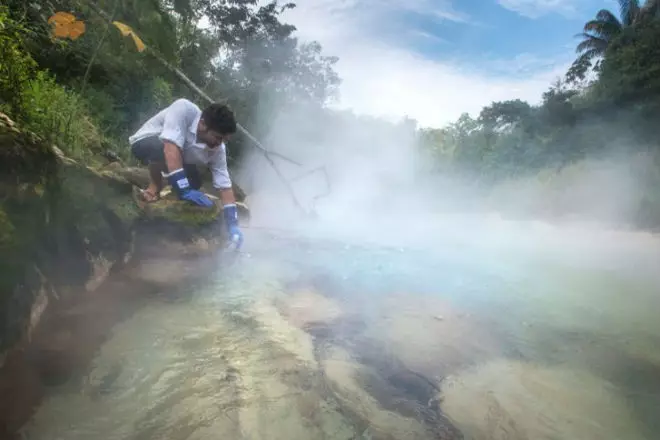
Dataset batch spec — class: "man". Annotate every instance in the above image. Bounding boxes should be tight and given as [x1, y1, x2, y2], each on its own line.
[129, 98, 243, 250]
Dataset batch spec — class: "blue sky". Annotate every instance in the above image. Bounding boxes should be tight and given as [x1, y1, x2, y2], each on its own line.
[387, 1, 605, 71]
[281, 0, 616, 127]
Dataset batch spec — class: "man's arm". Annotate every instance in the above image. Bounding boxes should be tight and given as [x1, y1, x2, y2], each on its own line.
[210, 145, 243, 249]
[219, 187, 236, 206]
[210, 144, 236, 206]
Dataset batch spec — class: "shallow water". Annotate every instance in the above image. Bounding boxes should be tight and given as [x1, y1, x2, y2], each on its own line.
[22, 222, 660, 440]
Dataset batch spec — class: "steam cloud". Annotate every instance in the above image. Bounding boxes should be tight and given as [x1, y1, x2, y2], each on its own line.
[235, 94, 658, 261]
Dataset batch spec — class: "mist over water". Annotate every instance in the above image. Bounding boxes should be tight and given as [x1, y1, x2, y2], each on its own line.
[238, 99, 659, 254]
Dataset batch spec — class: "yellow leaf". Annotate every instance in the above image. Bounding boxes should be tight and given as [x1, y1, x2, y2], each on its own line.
[112, 21, 146, 52]
[48, 12, 86, 40]
[111, 21, 132, 36]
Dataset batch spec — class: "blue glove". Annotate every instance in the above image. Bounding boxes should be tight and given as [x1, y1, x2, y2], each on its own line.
[166, 168, 214, 208]
[223, 203, 244, 251]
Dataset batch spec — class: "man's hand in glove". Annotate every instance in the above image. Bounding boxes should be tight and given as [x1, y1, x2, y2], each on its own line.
[222, 203, 244, 251]
[166, 168, 214, 208]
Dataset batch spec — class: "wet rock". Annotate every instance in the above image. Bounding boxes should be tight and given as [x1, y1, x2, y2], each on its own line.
[85, 361, 123, 399]
[364, 293, 504, 379]
[134, 187, 222, 227]
[0, 347, 43, 438]
[321, 346, 444, 440]
[130, 185, 251, 261]
[439, 359, 648, 440]
[276, 288, 345, 330]
[125, 258, 198, 287]
[102, 162, 151, 188]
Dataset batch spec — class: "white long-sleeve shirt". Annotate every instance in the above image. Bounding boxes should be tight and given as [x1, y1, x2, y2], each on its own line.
[129, 98, 232, 189]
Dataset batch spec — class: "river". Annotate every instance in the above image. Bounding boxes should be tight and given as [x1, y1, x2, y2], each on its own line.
[19, 218, 660, 440]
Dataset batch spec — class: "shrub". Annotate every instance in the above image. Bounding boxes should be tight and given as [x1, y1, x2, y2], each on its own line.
[0, 6, 37, 117]
[21, 71, 104, 162]
[0, 6, 105, 163]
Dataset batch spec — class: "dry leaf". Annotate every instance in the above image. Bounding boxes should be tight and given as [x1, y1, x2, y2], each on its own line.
[48, 12, 86, 40]
[112, 21, 146, 52]
[68, 21, 86, 40]
[48, 11, 76, 25]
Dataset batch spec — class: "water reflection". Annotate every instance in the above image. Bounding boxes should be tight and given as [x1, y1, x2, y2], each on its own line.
[22, 226, 660, 440]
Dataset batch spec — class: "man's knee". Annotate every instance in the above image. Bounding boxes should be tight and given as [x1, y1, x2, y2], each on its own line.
[131, 136, 165, 166]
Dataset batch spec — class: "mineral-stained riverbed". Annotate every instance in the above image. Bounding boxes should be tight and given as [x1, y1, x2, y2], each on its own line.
[19, 221, 660, 440]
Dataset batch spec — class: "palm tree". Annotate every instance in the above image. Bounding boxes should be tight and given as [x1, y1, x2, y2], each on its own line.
[575, 0, 660, 61]
[576, 9, 623, 61]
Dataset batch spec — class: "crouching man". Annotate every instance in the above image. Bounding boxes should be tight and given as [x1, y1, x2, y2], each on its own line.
[128, 98, 243, 250]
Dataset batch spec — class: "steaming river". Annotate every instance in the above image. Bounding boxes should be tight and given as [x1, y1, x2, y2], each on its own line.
[21, 221, 660, 440]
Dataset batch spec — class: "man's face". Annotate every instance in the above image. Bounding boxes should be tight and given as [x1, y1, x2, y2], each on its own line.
[197, 119, 231, 148]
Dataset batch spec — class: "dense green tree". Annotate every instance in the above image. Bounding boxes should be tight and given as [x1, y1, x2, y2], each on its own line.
[597, 19, 660, 105]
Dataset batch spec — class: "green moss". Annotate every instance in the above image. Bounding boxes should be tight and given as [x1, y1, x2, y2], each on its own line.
[142, 193, 220, 226]
[108, 197, 141, 225]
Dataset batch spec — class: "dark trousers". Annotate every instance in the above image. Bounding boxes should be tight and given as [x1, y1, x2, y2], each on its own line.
[131, 135, 202, 190]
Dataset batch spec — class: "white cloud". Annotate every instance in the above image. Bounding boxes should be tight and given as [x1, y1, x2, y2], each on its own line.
[408, 29, 448, 45]
[497, 0, 577, 18]
[282, 0, 571, 128]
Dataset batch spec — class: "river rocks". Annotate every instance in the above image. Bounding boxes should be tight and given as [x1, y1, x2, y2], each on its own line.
[250, 294, 318, 366]
[364, 293, 504, 380]
[125, 258, 201, 287]
[439, 359, 648, 440]
[21, 291, 354, 440]
[133, 186, 221, 226]
[321, 345, 436, 440]
[275, 288, 344, 330]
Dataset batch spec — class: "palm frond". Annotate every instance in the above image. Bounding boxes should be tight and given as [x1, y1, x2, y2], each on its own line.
[576, 34, 609, 55]
[618, 0, 641, 25]
[595, 9, 623, 26]
[585, 20, 623, 40]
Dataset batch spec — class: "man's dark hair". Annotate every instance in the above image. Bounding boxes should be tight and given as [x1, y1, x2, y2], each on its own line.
[202, 103, 237, 134]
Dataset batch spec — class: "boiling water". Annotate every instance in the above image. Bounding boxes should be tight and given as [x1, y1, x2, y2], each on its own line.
[22, 223, 660, 440]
